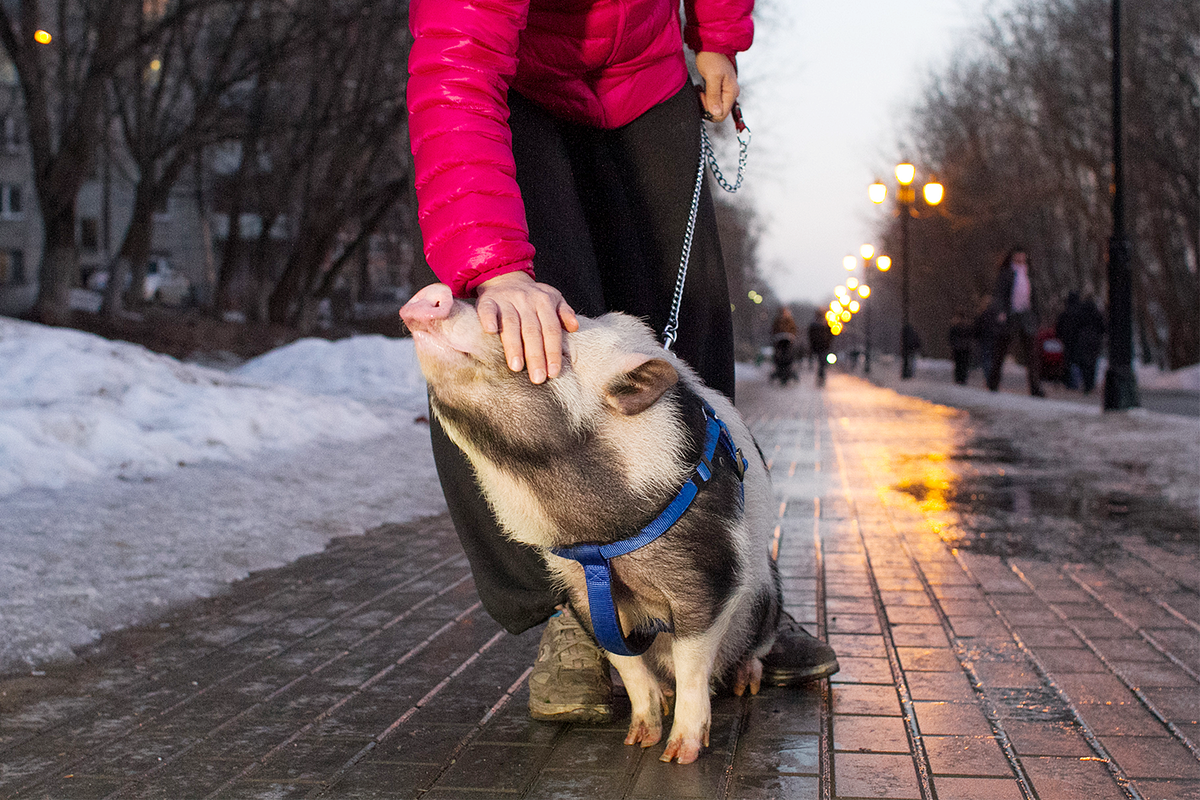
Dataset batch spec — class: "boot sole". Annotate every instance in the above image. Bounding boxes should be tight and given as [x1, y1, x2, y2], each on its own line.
[529, 702, 614, 724]
[761, 658, 840, 687]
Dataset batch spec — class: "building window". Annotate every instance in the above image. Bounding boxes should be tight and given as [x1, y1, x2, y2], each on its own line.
[3, 115, 24, 150]
[80, 217, 100, 251]
[0, 250, 25, 285]
[153, 193, 171, 219]
[0, 183, 22, 219]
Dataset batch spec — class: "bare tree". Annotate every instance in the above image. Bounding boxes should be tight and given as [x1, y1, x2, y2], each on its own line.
[884, 0, 1198, 367]
[100, 0, 273, 317]
[207, 0, 412, 331]
[0, 0, 136, 325]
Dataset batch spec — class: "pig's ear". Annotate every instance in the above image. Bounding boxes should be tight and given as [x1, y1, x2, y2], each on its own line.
[603, 357, 679, 415]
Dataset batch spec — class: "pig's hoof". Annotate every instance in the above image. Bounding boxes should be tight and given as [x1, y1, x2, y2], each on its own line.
[733, 657, 764, 696]
[660, 735, 705, 764]
[624, 718, 662, 748]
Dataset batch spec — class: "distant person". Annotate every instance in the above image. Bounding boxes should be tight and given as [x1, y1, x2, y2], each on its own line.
[1057, 291, 1106, 394]
[948, 313, 974, 385]
[770, 307, 799, 385]
[808, 310, 833, 387]
[972, 294, 997, 375]
[902, 323, 922, 374]
[986, 248, 1044, 397]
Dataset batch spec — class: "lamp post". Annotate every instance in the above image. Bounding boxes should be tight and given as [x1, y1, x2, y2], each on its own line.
[847, 244, 880, 373]
[1103, 0, 1139, 410]
[870, 165, 943, 379]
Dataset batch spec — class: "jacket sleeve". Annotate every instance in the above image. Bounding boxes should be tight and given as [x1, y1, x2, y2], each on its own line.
[683, 0, 754, 57]
[407, 0, 536, 297]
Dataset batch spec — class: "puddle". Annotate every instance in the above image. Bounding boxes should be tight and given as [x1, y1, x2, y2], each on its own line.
[893, 435, 1199, 560]
[985, 686, 1076, 723]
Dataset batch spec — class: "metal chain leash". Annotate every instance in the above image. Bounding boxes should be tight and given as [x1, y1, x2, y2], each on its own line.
[662, 102, 751, 351]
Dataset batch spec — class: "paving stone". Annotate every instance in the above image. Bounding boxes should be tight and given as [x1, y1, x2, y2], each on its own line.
[830, 656, 893, 685]
[896, 647, 960, 671]
[832, 714, 909, 753]
[831, 684, 902, 716]
[890, 624, 951, 648]
[922, 734, 1014, 777]
[932, 775, 1026, 800]
[912, 701, 993, 736]
[905, 670, 975, 702]
[1097, 735, 1200, 779]
[1002, 720, 1095, 757]
[1054, 674, 1139, 705]
[1128, 778, 1200, 800]
[832, 752, 922, 799]
[1030, 645, 1109, 673]
[1021, 755, 1131, 800]
[1077, 699, 1176, 737]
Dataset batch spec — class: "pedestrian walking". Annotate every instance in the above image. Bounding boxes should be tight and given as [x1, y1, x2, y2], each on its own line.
[986, 247, 1045, 396]
[405, 0, 837, 728]
[1057, 291, 1106, 394]
[948, 312, 974, 385]
[808, 310, 833, 387]
[770, 306, 799, 384]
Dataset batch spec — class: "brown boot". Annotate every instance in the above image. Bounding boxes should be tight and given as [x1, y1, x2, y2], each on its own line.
[528, 606, 614, 723]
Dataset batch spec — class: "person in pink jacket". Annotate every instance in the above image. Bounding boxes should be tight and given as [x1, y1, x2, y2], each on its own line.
[407, 0, 838, 725]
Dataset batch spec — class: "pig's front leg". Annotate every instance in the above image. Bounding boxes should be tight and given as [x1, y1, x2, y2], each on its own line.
[606, 654, 667, 748]
[659, 636, 718, 764]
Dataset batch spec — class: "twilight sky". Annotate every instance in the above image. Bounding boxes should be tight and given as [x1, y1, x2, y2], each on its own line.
[729, 0, 1010, 304]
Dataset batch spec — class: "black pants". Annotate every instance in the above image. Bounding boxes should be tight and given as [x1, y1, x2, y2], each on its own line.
[430, 84, 735, 634]
[987, 313, 1042, 394]
[952, 348, 971, 384]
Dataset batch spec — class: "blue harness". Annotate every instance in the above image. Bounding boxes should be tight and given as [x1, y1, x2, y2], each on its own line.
[552, 401, 747, 657]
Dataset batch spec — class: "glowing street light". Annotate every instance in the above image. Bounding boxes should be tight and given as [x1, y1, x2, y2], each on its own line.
[876, 255, 892, 271]
[869, 164, 946, 379]
[860, 243, 875, 261]
[843, 255, 856, 271]
[34, 30, 52, 44]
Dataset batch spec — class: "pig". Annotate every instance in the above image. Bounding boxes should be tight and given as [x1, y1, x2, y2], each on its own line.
[401, 283, 782, 765]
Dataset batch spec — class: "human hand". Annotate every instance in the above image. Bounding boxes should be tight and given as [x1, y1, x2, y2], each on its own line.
[475, 271, 579, 384]
[695, 52, 739, 122]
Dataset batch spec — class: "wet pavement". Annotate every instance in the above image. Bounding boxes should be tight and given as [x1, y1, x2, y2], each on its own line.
[2, 372, 1197, 799]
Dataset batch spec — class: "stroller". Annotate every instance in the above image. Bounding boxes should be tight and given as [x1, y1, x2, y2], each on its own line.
[771, 332, 798, 385]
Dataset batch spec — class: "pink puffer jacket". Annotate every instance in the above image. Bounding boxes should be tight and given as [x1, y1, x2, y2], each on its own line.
[407, 0, 754, 297]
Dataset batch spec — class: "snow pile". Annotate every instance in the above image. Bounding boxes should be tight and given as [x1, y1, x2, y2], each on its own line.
[1138, 362, 1200, 392]
[235, 334, 430, 405]
[0, 318, 395, 497]
[0, 318, 444, 675]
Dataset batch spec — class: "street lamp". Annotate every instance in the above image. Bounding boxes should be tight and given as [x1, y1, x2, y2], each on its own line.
[870, 165, 944, 379]
[1103, 0, 1139, 410]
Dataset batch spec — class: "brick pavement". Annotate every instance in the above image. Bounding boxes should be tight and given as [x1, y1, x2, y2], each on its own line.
[1, 372, 1196, 799]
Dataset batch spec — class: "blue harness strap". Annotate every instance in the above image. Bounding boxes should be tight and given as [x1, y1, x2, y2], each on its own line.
[553, 401, 747, 657]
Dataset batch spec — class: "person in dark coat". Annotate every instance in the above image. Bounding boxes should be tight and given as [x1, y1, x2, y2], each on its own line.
[986, 247, 1044, 396]
[808, 310, 833, 387]
[1058, 292, 1106, 393]
[770, 307, 799, 384]
[948, 313, 974, 385]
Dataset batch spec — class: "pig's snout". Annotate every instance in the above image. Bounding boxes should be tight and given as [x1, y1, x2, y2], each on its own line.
[400, 283, 455, 334]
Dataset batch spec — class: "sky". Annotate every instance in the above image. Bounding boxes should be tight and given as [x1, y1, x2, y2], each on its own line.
[1, 302, 1197, 675]
[732, 0, 1009, 303]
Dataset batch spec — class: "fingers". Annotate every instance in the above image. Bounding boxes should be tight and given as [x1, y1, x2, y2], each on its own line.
[695, 52, 739, 123]
[476, 272, 577, 384]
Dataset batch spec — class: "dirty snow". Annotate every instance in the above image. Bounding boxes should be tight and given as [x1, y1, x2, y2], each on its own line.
[0, 318, 445, 675]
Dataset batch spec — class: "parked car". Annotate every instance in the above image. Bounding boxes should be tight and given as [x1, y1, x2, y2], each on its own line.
[85, 257, 191, 306]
